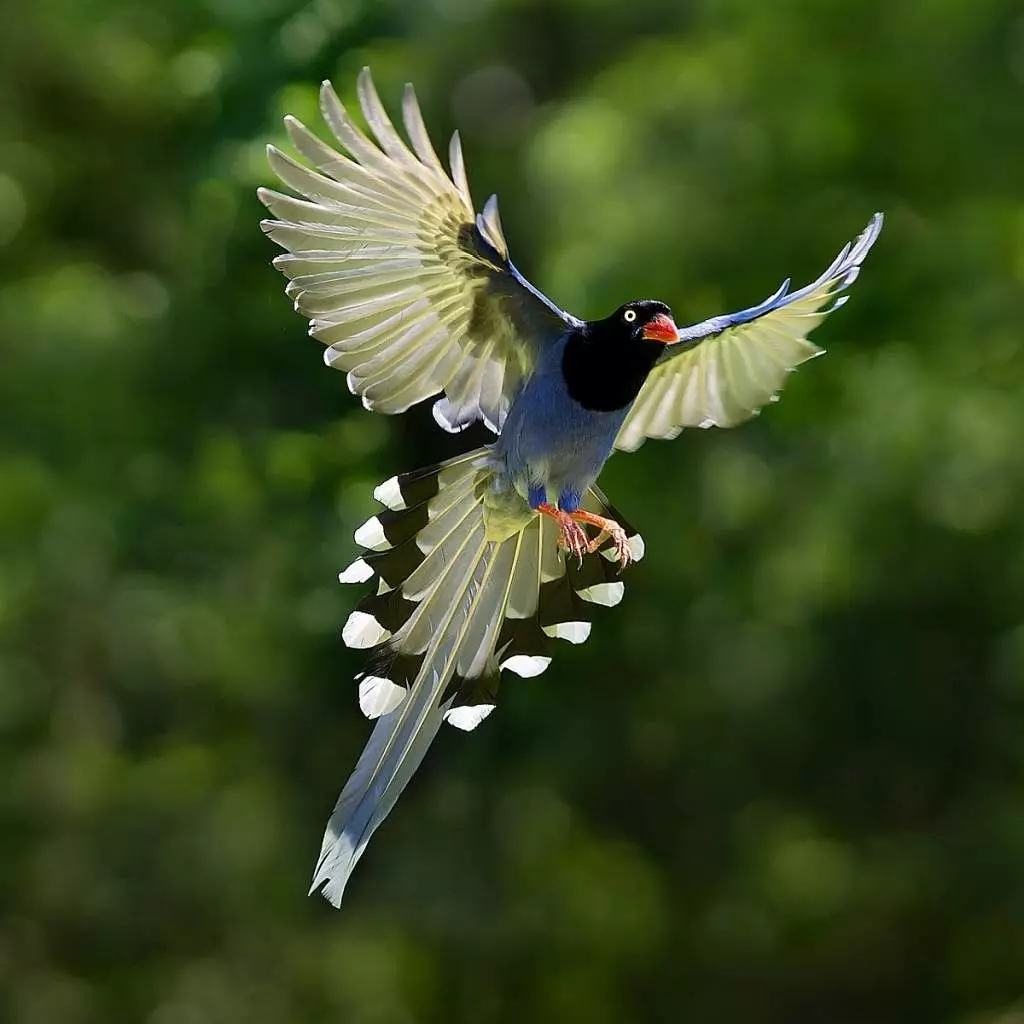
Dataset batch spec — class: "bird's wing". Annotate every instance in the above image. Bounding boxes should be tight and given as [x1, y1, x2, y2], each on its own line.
[260, 68, 573, 434]
[614, 213, 883, 452]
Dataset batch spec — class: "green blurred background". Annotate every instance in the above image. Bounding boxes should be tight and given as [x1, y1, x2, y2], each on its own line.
[3, 0, 1024, 1020]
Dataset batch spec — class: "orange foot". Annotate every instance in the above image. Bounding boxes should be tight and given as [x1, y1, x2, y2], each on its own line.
[536, 503, 589, 564]
[536, 504, 634, 570]
[570, 509, 634, 569]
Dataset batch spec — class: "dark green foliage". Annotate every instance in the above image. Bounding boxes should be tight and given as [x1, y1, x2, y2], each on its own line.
[1, 0, 1022, 1021]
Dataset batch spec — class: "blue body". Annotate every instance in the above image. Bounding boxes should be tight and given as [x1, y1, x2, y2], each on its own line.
[494, 330, 630, 513]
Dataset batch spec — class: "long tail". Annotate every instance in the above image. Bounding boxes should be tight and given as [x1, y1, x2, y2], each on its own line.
[311, 447, 643, 906]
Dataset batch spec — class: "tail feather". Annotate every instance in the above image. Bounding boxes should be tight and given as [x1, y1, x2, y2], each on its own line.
[310, 696, 445, 904]
[312, 516, 490, 904]
[313, 448, 644, 906]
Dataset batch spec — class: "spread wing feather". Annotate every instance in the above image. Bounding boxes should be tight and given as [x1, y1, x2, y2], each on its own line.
[260, 68, 573, 434]
[615, 213, 883, 452]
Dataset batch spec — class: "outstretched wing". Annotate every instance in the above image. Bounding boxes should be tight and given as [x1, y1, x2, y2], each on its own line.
[260, 68, 574, 434]
[615, 213, 883, 452]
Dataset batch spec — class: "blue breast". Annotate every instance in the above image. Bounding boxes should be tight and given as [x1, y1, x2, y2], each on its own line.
[495, 333, 630, 510]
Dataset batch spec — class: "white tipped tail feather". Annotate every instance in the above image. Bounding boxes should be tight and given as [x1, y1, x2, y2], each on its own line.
[312, 449, 643, 906]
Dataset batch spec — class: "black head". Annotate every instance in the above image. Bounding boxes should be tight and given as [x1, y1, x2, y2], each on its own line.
[604, 300, 679, 346]
[562, 300, 679, 412]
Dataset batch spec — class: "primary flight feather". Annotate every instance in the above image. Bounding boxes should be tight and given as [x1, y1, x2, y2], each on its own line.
[260, 67, 883, 907]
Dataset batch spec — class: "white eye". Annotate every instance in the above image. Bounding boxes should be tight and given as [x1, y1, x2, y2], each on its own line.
[623, 309, 637, 323]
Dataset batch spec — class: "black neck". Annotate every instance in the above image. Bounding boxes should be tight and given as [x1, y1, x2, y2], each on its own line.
[561, 323, 663, 412]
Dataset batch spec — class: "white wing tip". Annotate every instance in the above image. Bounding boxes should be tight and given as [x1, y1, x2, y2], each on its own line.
[577, 581, 625, 607]
[444, 704, 496, 731]
[338, 558, 374, 584]
[358, 675, 406, 718]
[500, 654, 552, 678]
[354, 515, 390, 550]
[373, 476, 406, 510]
[541, 621, 592, 644]
[342, 610, 391, 649]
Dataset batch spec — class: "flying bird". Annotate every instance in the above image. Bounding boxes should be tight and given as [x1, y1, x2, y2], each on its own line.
[259, 68, 883, 907]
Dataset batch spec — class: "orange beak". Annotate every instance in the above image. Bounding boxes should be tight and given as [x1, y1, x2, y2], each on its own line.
[641, 313, 679, 344]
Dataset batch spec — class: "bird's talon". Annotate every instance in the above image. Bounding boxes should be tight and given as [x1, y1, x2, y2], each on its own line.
[587, 521, 632, 570]
[539, 503, 631, 570]
[613, 533, 632, 570]
[553, 516, 588, 564]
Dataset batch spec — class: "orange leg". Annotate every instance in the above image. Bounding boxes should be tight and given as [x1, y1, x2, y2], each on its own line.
[536, 503, 589, 564]
[568, 509, 633, 569]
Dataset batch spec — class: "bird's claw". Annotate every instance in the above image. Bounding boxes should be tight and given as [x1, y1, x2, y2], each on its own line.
[537, 502, 631, 570]
[556, 517, 589, 566]
[587, 522, 633, 571]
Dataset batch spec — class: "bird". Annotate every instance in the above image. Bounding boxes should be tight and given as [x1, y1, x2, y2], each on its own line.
[259, 67, 883, 907]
